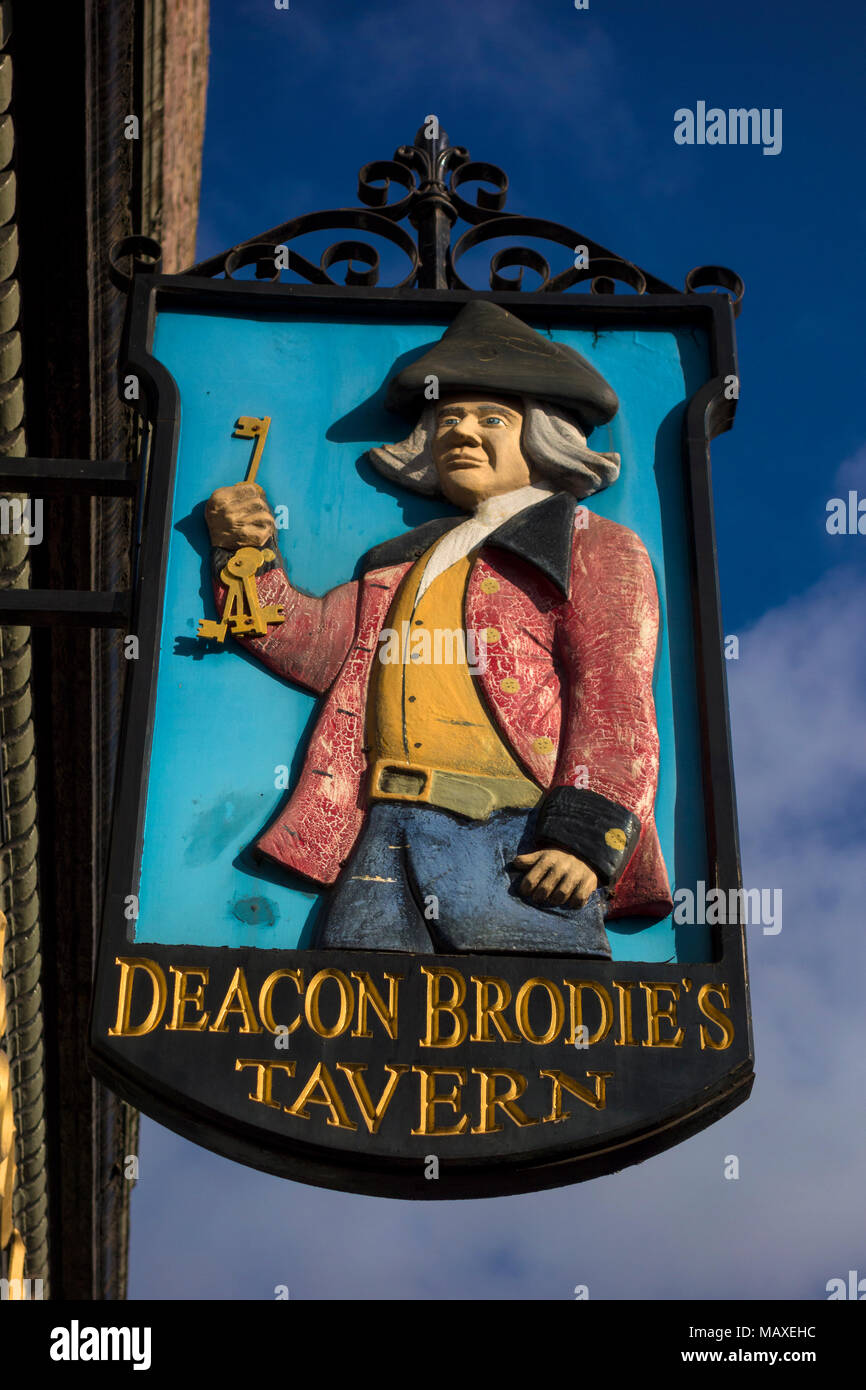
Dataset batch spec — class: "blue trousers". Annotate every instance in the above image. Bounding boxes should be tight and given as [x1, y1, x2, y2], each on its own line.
[315, 800, 611, 958]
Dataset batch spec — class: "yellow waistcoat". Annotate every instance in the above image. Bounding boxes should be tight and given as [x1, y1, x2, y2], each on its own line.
[367, 545, 541, 819]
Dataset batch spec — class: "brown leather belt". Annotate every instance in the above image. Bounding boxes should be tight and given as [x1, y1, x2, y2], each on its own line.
[369, 758, 541, 822]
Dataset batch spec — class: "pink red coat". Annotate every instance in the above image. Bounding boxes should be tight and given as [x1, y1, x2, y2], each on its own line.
[215, 492, 673, 920]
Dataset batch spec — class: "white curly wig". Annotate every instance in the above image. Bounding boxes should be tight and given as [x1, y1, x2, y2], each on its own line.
[368, 395, 620, 500]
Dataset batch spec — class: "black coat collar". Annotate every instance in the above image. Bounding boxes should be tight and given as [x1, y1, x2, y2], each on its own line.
[361, 491, 576, 598]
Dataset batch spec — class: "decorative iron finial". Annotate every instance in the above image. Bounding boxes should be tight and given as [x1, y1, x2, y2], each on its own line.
[110, 121, 743, 314]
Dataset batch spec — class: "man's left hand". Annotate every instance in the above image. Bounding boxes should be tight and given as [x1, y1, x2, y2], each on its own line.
[512, 849, 599, 907]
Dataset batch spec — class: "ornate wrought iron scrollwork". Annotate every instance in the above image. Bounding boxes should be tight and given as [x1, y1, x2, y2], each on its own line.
[684, 264, 745, 318]
[194, 207, 420, 289]
[450, 216, 651, 296]
[108, 235, 163, 292]
[356, 160, 417, 220]
[111, 122, 743, 311]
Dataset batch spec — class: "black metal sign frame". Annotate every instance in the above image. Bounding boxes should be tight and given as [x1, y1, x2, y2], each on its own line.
[86, 262, 752, 1199]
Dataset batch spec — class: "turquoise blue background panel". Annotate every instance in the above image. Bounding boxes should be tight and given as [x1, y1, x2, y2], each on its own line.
[136, 308, 710, 960]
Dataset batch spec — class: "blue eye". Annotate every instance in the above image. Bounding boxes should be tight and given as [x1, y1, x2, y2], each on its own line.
[484, 416, 505, 426]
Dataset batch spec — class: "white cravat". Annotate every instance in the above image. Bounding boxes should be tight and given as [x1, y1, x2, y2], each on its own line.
[415, 483, 555, 601]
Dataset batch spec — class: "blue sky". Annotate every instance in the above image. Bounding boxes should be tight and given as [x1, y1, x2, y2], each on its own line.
[128, 0, 866, 1298]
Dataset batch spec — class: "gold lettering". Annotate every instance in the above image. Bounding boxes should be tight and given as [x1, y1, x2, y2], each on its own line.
[471, 1068, 536, 1134]
[258, 969, 304, 1034]
[563, 979, 614, 1045]
[350, 971, 401, 1040]
[411, 1066, 469, 1135]
[108, 957, 167, 1037]
[640, 981, 685, 1048]
[210, 967, 262, 1033]
[698, 983, 734, 1050]
[167, 966, 210, 1031]
[284, 1062, 356, 1128]
[540, 1069, 613, 1120]
[514, 977, 564, 1045]
[420, 966, 468, 1048]
[469, 976, 518, 1043]
[235, 1058, 295, 1108]
[304, 969, 354, 1039]
[612, 980, 638, 1046]
[336, 1063, 409, 1133]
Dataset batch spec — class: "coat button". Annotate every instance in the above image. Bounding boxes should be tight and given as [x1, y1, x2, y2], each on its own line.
[605, 828, 627, 851]
[532, 736, 554, 754]
[500, 677, 519, 693]
[485, 626, 500, 644]
[480, 577, 500, 594]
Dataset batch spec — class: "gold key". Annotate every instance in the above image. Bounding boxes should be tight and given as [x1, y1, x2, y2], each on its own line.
[197, 546, 285, 643]
[197, 414, 286, 644]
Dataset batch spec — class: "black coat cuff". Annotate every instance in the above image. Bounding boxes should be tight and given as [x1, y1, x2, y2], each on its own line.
[535, 787, 641, 886]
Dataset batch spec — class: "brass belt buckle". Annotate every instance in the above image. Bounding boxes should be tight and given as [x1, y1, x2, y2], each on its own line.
[372, 759, 432, 802]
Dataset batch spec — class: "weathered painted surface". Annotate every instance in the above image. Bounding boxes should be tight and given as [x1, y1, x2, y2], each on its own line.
[137, 312, 709, 958]
[235, 499, 671, 920]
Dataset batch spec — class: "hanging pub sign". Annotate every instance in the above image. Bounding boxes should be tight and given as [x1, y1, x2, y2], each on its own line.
[89, 124, 753, 1197]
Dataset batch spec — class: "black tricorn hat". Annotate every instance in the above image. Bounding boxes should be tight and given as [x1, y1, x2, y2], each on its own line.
[384, 300, 618, 431]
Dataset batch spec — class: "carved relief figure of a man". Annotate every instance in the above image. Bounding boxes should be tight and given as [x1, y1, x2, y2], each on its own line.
[205, 301, 672, 957]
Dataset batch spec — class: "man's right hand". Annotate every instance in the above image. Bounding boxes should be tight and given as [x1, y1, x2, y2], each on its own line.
[205, 482, 276, 549]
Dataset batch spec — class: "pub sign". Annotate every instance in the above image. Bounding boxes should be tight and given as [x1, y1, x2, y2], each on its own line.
[89, 126, 753, 1197]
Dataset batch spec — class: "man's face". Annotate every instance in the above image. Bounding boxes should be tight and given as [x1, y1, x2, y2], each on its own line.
[431, 393, 532, 509]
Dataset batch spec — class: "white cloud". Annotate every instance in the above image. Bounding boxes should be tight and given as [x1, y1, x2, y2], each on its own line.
[726, 567, 866, 839]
